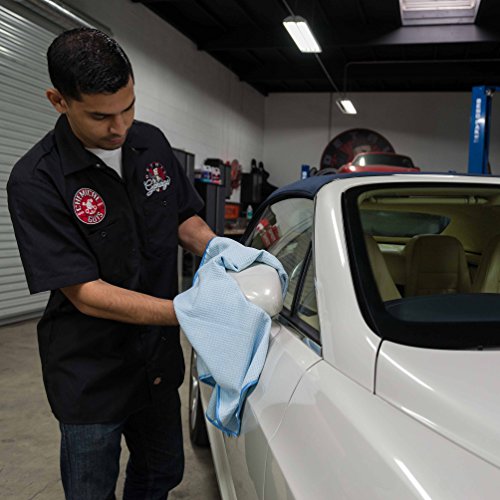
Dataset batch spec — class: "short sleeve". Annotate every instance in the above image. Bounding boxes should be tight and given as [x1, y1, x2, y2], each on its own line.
[168, 149, 204, 224]
[7, 176, 100, 294]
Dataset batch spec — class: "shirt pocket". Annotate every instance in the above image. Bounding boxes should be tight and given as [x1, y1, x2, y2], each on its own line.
[86, 218, 135, 284]
[143, 189, 178, 255]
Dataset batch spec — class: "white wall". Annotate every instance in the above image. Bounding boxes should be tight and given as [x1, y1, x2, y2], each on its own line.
[264, 92, 500, 187]
[65, 0, 264, 171]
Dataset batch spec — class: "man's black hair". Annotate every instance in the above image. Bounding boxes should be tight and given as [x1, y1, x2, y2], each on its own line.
[47, 28, 134, 101]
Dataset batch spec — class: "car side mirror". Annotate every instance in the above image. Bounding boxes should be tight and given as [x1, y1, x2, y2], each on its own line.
[227, 263, 284, 317]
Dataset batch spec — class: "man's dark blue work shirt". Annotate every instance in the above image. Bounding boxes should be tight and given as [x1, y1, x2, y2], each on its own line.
[7, 115, 204, 423]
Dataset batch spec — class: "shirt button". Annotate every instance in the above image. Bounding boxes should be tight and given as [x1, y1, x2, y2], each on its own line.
[162, 200, 167, 207]
[101, 231, 107, 238]
[161, 336, 167, 341]
[153, 377, 162, 385]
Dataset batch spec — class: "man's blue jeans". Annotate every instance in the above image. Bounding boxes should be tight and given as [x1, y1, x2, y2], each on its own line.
[59, 388, 184, 500]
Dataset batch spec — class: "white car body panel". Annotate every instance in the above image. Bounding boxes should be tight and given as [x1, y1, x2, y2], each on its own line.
[203, 417, 237, 500]
[196, 173, 500, 499]
[201, 320, 321, 499]
[314, 179, 382, 389]
[377, 341, 500, 469]
[265, 361, 500, 499]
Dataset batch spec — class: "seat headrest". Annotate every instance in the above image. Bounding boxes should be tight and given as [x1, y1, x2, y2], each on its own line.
[405, 234, 471, 296]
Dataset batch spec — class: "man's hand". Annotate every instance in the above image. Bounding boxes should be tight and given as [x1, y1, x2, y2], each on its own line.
[61, 279, 178, 326]
[178, 215, 216, 256]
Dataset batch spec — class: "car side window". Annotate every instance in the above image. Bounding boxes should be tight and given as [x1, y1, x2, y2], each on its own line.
[246, 198, 314, 310]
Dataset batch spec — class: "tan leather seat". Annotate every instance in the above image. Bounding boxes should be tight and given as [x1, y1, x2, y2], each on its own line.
[404, 235, 471, 296]
[364, 235, 401, 301]
[472, 234, 500, 293]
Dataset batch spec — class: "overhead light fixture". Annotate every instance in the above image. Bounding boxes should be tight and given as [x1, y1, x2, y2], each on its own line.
[336, 98, 357, 115]
[283, 16, 321, 53]
[399, 0, 482, 25]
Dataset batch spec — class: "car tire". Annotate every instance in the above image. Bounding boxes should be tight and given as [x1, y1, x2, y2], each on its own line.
[189, 349, 209, 447]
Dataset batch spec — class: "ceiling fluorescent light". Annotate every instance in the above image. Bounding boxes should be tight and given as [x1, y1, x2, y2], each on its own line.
[283, 16, 321, 53]
[336, 99, 357, 115]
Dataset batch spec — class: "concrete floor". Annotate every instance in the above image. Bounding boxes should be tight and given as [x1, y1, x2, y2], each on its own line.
[0, 319, 221, 500]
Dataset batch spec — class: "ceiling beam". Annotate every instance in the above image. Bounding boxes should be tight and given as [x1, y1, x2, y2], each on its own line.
[195, 0, 227, 30]
[240, 59, 500, 83]
[374, 24, 500, 45]
[240, 62, 342, 82]
[199, 29, 291, 51]
[200, 24, 500, 52]
[233, 1, 260, 28]
[342, 59, 500, 88]
[131, 0, 194, 3]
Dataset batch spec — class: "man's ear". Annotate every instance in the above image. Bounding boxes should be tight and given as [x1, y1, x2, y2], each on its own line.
[46, 88, 69, 114]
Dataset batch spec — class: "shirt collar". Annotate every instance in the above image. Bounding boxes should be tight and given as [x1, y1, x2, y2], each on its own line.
[54, 114, 149, 176]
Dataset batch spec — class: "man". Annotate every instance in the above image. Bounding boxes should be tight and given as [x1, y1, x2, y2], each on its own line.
[7, 28, 215, 499]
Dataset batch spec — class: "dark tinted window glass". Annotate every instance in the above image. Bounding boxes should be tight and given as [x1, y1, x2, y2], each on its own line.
[361, 211, 450, 237]
[297, 262, 319, 332]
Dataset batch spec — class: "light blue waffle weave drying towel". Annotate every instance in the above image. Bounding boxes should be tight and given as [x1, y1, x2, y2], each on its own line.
[174, 236, 288, 437]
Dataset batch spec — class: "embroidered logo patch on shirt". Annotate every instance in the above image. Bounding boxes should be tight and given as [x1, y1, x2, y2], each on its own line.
[73, 188, 106, 225]
[144, 162, 171, 197]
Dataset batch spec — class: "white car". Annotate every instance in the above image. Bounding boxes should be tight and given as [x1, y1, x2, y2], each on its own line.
[189, 172, 500, 499]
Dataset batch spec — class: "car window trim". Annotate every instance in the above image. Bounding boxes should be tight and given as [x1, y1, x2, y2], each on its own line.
[290, 241, 312, 313]
[281, 245, 322, 346]
[343, 181, 500, 349]
[278, 311, 322, 355]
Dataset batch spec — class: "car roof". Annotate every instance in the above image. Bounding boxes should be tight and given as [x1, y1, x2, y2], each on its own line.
[264, 172, 500, 205]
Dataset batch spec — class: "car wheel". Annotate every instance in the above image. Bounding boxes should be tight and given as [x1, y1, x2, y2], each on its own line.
[189, 349, 209, 447]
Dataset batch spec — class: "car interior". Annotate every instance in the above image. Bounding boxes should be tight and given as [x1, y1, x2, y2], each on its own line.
[358, 185, 500, 302]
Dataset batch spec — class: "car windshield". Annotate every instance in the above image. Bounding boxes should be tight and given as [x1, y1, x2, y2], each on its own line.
[344, 183, 500, 349]
[354, 154, 414, 168]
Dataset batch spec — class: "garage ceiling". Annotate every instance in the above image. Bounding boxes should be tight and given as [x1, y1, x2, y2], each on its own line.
[132, 0, 500, 95]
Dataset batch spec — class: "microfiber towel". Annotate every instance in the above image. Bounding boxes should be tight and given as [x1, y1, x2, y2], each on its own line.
[174, 236, 288, 436]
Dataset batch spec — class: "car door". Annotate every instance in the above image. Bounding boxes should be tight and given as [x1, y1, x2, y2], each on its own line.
[222, 197, 322, 499]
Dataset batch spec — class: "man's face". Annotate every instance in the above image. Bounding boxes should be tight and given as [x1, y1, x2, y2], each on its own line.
[47, 76, 135, 150]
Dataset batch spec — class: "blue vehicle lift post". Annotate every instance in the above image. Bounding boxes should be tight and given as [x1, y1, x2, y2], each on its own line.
[468, 85, 500, 175]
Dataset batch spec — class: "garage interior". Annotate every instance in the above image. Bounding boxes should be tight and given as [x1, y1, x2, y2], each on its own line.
[1, 0, 500, 498]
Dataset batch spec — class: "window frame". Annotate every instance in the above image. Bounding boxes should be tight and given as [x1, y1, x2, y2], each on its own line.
[244, 195, 321, 346]
[284, 246, 321, 345]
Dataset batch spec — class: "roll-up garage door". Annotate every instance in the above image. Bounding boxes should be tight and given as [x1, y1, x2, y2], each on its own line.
[0, 4, 58, 325]
[0, 1, 108, 325]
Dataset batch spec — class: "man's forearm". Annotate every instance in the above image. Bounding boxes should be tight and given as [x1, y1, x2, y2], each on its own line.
[62, 216, 215, 324]
[61, 279, 178, 326]
[178, 215, 216, 256]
